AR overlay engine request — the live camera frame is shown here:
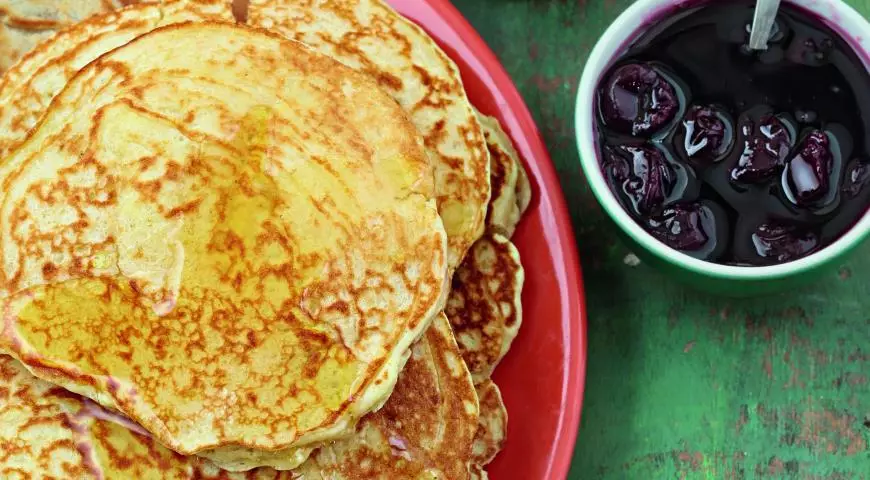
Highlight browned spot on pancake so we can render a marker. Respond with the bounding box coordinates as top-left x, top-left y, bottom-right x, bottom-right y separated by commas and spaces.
41, 263, 58, 280
4, 16, 64, 31
302, 350, 327, 380
375, 71, 403, 90
163, 198, 202, 219
424, 119, 448, 149
137, 155, 157, 172
410, 65, 450, 111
